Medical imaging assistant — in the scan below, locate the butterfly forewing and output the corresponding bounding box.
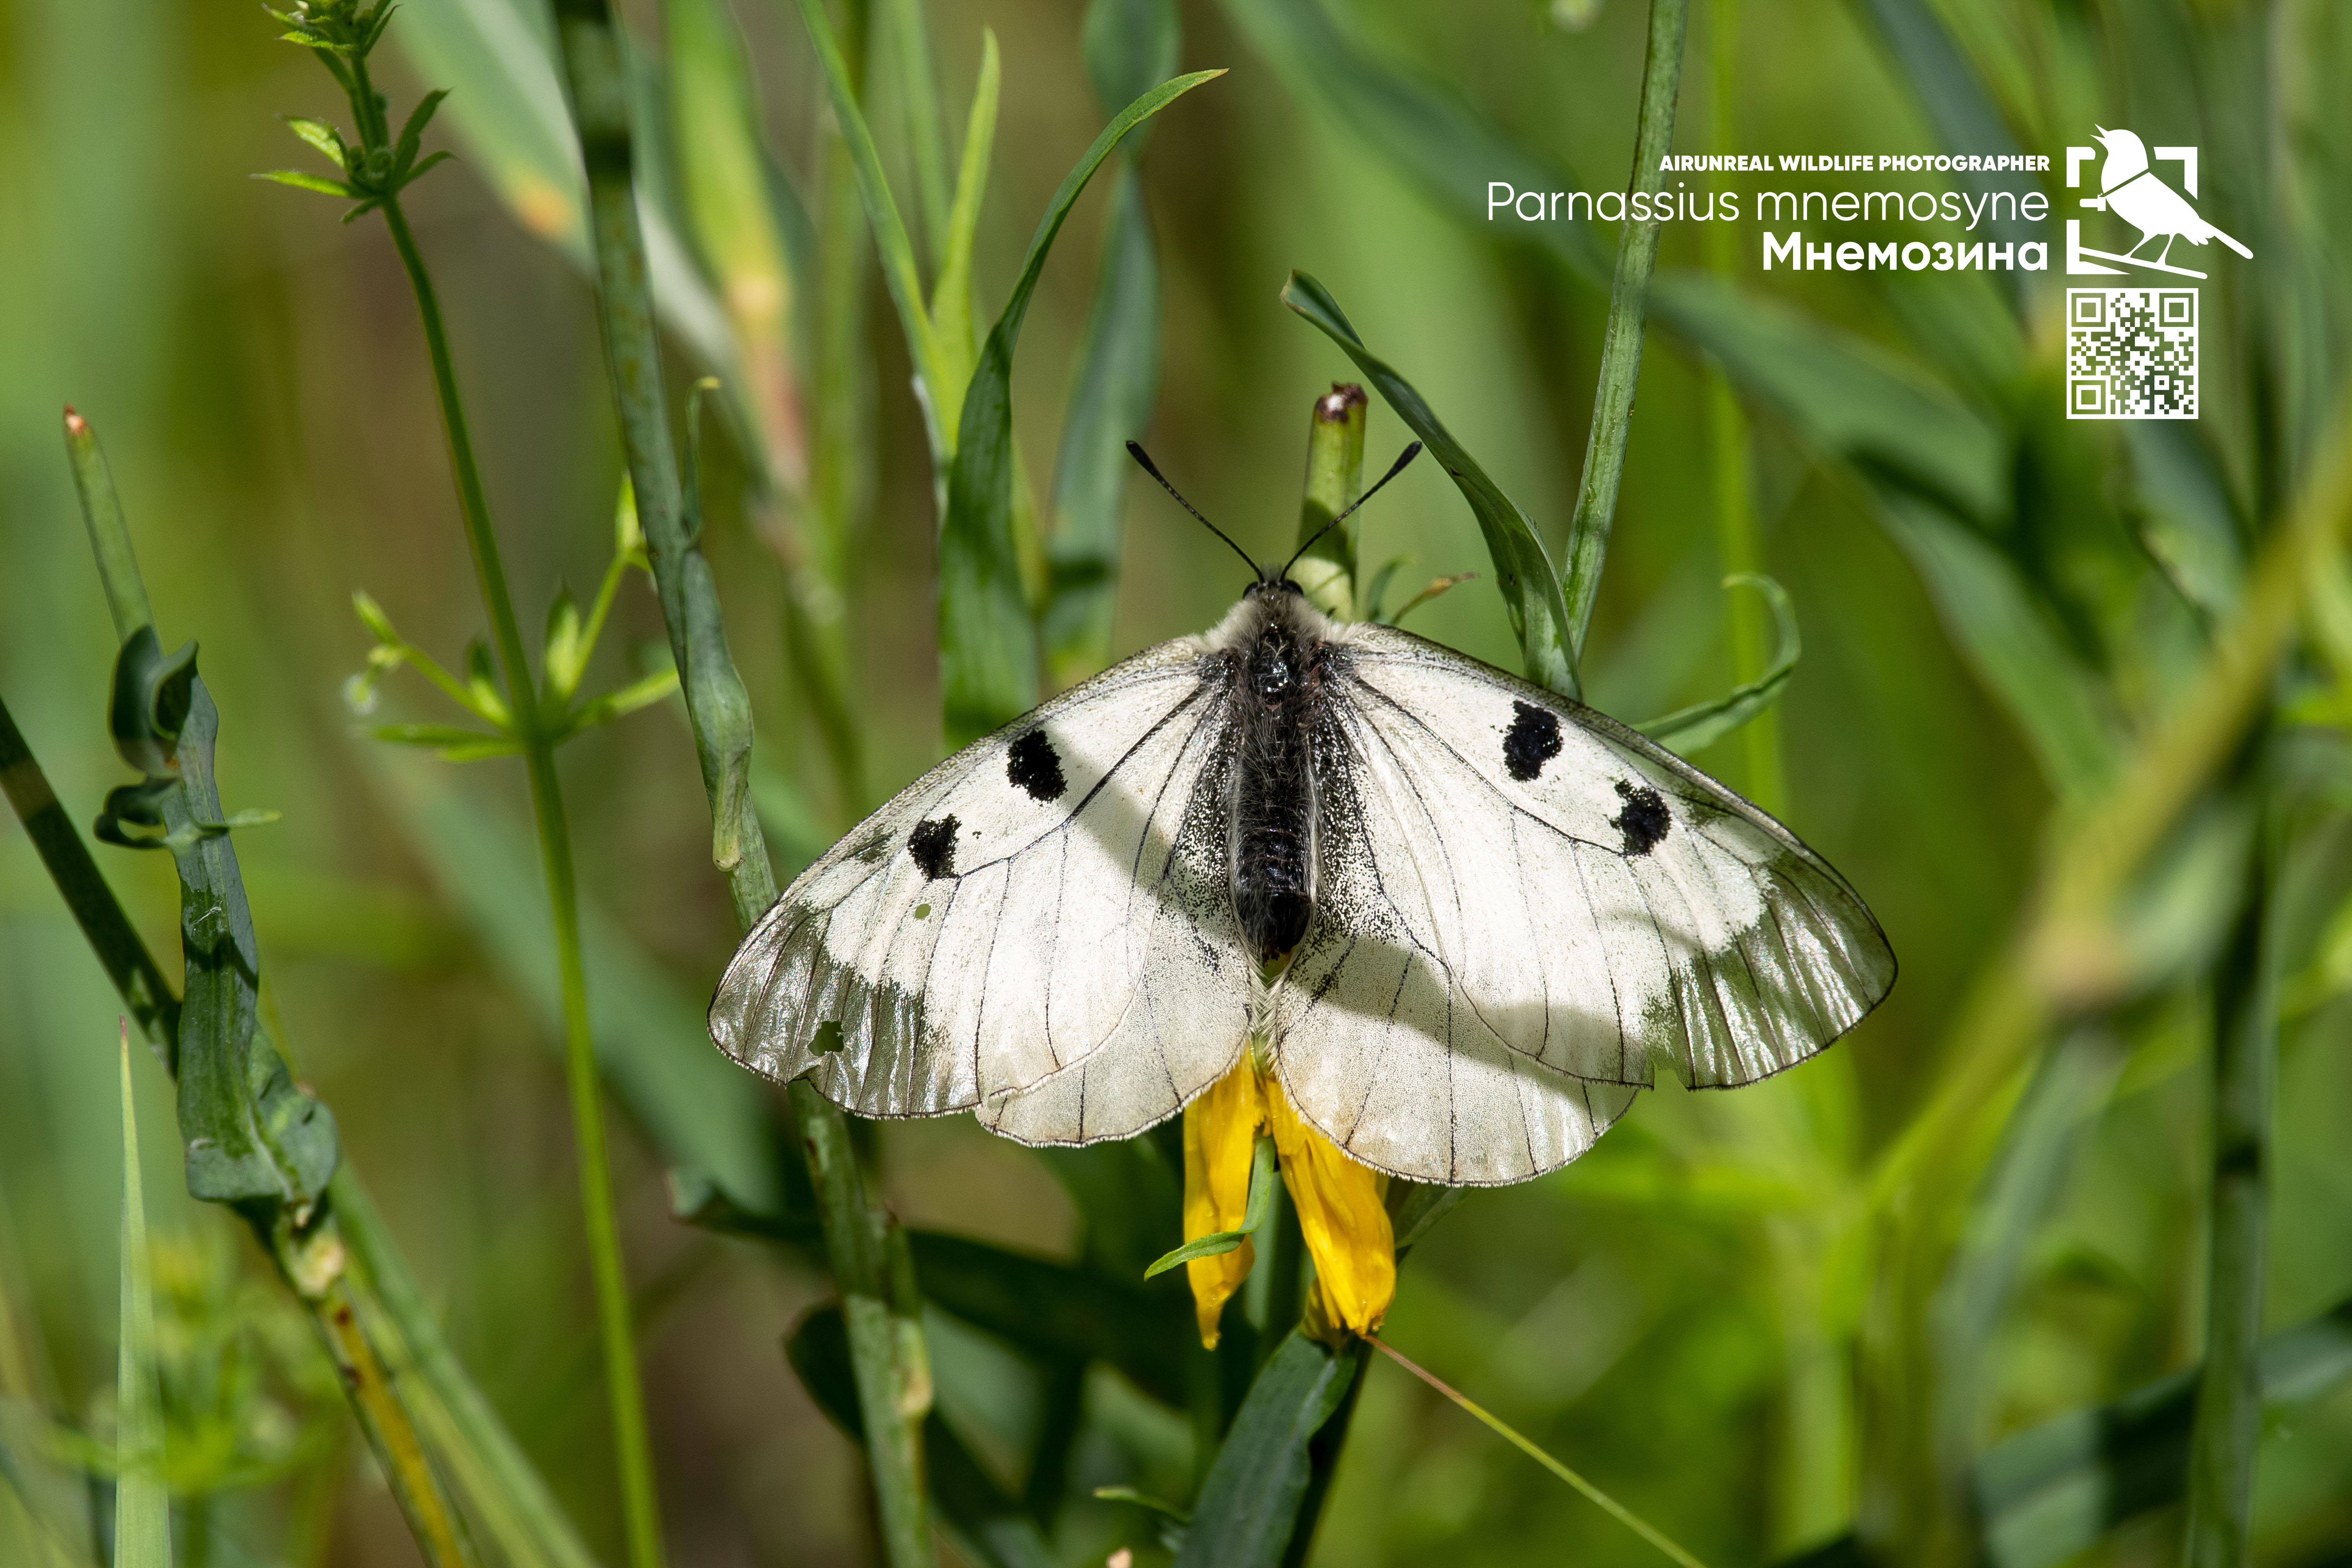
[709,638,1249,1118]
[1312,624,1895,1093]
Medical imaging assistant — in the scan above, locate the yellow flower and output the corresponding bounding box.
[1181,1053,1395,1348]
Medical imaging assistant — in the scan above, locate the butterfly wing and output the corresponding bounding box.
[709,637,1254,1131]
[1269,624,1893,1182]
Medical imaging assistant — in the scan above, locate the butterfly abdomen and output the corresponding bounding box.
[1229,611,1327,973]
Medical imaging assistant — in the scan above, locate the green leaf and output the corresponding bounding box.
[1045,165,1163,675]
[1174,1331,1360,1568]
[392,87,448,177]
[255,169,357,198]
[541,586,585,702]
[1146,1136,1276,1277]
[367,723,522,762]
[554,666,680,740]
[928,29,1000,392]
[938,67,1224,742]
[110,646,338,1210]
[1282,270,1579,699]
[786,1305,1057,1568]
[283,115,350,169]
[1635,575,1800,754]
[113,1031,170,1568]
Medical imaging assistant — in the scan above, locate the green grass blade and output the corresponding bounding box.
[928,29,1000,389]
[667,0,804,488]
[112,1027,169,1568]
[939,67,1223,742]
[1044,164,1162,675]
[1281,270,1578,698]
[880,0,953,270]
[1561,0,1686,668]
[332,1172,601,1568]
[790,0,943,416]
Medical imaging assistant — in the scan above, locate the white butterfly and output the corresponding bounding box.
[710,445,1895,1186]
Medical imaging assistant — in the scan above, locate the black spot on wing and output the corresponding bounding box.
[1501,701,1563,782]
[1006,727,1067,802]
[1611,780,1671,857]
[908,815,959,878]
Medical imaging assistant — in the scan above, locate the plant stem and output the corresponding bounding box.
[545,6,935,1564]
[1561,0,1689,666]
[2185,824,2276,1566]
[378,184,664,1568]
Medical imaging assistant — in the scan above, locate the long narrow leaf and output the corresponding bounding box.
[1281,270,1578,698]
[789,0,944,407]
[1045,165,1162,675]
[938,67,1223,742]
[1173,1332,1357,1568]
[928,30,1000,394]
[113,1030,169,1568]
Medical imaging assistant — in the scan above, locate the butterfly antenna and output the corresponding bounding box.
[1279,440,1424,583]
[1127,441,1264,579]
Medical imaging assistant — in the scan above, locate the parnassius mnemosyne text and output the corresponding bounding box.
[709,445,1895,1186]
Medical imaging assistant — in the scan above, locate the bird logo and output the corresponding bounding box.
[2067,128,2250,279]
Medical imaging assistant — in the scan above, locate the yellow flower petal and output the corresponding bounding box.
[1181,1062,1265,1348]
[1264,1078,1394,1343]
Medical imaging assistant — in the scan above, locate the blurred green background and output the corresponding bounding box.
[3,0,2350,1564]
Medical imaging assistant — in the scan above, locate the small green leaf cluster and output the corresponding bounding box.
[344,491,678,762]
[260,1,450,222]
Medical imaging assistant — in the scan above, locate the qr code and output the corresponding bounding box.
[2066,289,2197,419]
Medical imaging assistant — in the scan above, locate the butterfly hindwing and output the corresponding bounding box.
[1289,624,1894,1103]
[708,637,1252,1121]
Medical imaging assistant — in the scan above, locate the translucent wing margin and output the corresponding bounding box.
[1276,625,1893,1160]
[708,638,1254,1132]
